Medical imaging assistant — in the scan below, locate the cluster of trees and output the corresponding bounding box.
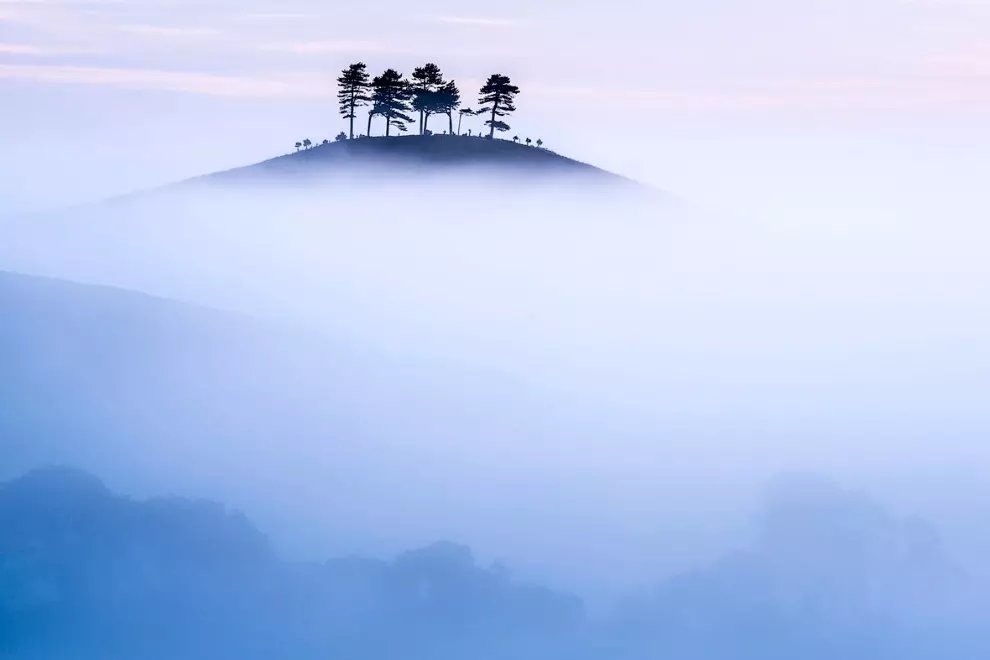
[335,62,526,141]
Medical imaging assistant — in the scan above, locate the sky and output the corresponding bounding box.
[2,0,990,218]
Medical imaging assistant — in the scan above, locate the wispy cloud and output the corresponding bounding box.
[236,12,317,22]
[259,40,390,55]
[0,63,331,98]
[0,43,57,55]
[428,15,523,27]
[116,24,223,38]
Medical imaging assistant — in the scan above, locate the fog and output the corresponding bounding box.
[2,164,990,639]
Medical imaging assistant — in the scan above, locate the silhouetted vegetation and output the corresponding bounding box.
[0,468,582,660]
[337,62,371,140]
[458,107,476,136]
[329,63,524,142]
[370,69,414,137]
[1,467,982,660]
[411,63,446,135]
[478,74,520,139]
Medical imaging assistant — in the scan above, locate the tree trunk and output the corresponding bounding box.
[367,111,373,137]
[423,113,431,135]
[419,111,424,135]
[385,112,391,137]
[457,113,462,136]
[349,98,355,140]
[448,111,453,135]
[488,101,498,138]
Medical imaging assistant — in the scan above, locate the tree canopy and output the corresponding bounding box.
[370,69,414,137]
[337,62,371,140]
[334,63,524,141]
[411,63,446,135]
[478,74,520,138]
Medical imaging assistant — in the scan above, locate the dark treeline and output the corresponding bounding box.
[2,468,986,660]
[336,62,523,141]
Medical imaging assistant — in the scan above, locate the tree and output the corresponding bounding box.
[371,69,413,137]
[434,80,461,135]
[457,107,475,136]
[302,138,312,150]
[294,141,302,152]
[478,74,519,138]
[366,103,380,137]
[322,139,329,145]
[335,131,347,142]
[513,135,519,143]
[536,138,543,148]
[337,62,371,140]
[525,137,532,146]
[411,63,445,135]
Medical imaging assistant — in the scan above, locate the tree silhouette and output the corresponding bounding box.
[411,63,445,135]
[337,62,371,140]
[457,107,475,136]
[294,141,302,152]
[536,138,543,148]
[302,138,312,150]
[434,80,462,135]
[525,137,532,146]
[371,69,414,137]
[513,135,519,143]
[487,120,509,137]
[478,74,520,139]
[366,102,381,137]
[322,139,329,145]
[335,131,347,142]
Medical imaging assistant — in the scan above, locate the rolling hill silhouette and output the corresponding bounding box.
[196,135,638,189]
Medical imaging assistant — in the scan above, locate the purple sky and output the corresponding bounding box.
[2,0,989,216]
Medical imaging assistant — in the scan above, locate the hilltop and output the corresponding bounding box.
[189,134,641,191]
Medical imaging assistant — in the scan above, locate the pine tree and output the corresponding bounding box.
[371,69,414,137]
[434,80,462,135]
[367,103,380,137]
[478,74,520,139]
[411,63,445,135]
[337,63,371,140]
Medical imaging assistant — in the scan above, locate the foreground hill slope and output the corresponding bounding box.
[1,466,982,660]
[0,467,582,660]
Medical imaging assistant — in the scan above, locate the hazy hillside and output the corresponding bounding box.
[0,269,653,579]
[0,467,582,660]
[1,467,984,660]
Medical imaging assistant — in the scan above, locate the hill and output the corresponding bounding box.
[1,465,981,660]
[0,467,582,660]
[193,135,640,190]
[0,269,629,562]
